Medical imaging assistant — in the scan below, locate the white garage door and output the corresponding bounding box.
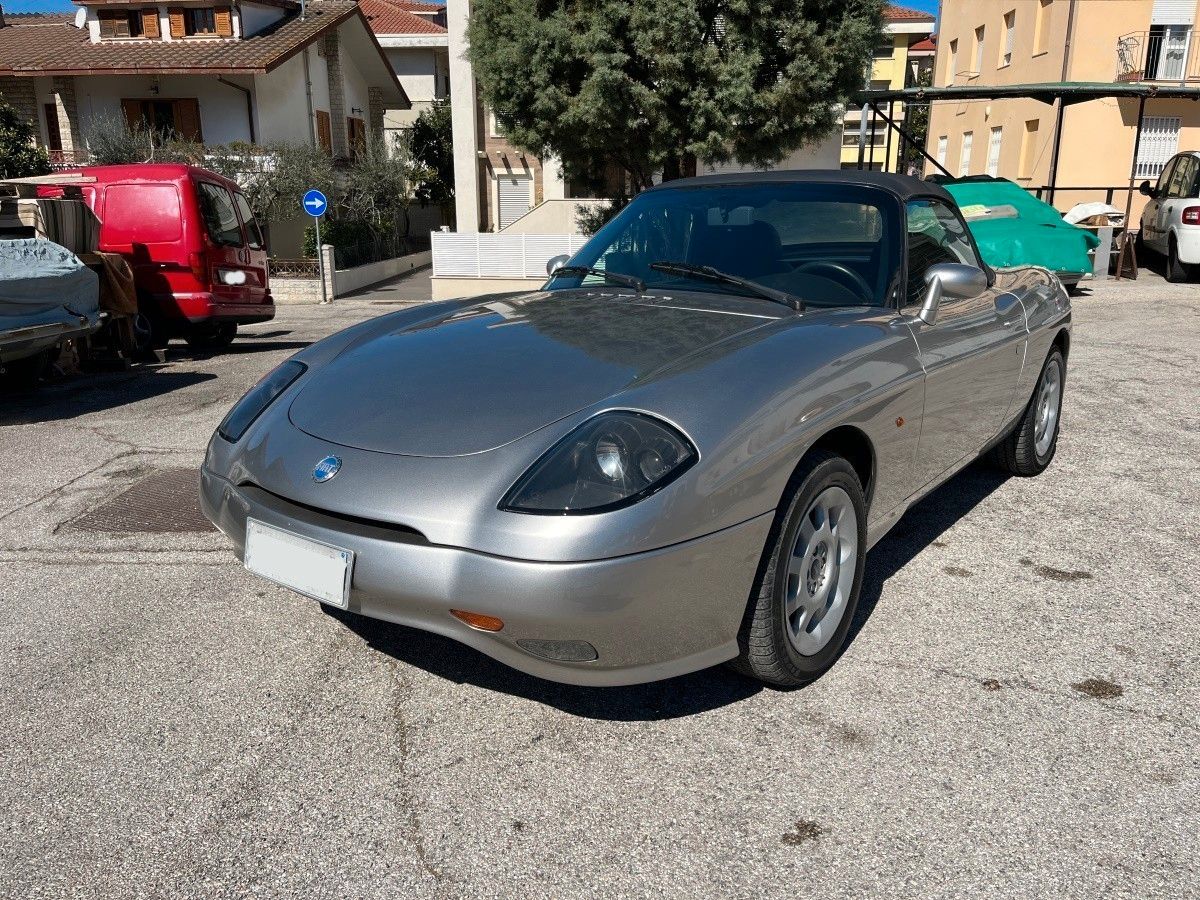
[497,173,532,229]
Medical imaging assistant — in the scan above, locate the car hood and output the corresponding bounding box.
[289,290,778,457]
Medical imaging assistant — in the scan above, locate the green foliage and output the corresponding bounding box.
[206,140,338,224]
[301,218,377,257]
[467,0,885,194]
[409,100,455,218]
[339,133,414,232]
[0,96,51,179]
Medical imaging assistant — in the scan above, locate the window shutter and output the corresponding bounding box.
[175,99,203,142]
[214,7,233,37]
[168,8,185,38]
[142,9,159,38]
[121,99,144,131]
[315,111,332,154]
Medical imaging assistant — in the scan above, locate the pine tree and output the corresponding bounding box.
[467,0,884,193]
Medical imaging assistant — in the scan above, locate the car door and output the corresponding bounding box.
[903,197,1025,491]
[1144,156,1176,250]
[194,179,248,301]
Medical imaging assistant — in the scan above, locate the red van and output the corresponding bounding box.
[45,163,274,351]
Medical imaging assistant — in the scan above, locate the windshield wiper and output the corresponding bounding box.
[649,261,804,312]
[552,265,644,292]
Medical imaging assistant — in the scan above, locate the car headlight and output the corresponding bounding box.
[500,411,698,514]
[217,359,307,443]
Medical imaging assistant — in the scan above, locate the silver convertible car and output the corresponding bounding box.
[201,172,1069,688]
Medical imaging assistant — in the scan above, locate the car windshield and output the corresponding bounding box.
[547,183,900,308]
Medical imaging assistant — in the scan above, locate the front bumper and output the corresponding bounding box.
[200,466,773,686]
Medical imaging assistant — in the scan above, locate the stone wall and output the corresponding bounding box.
[323,31,347,157]
[50,77,82,153]
[0,76,39,137]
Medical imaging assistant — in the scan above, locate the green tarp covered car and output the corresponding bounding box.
[935,177,1100,287]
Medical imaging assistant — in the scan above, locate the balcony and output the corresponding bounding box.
[1116,29,1200,84]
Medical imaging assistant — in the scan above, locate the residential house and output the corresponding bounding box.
[0,0,408,252]
[359,0,448,145]
[840,4,937,171]
[927,0,1200,218]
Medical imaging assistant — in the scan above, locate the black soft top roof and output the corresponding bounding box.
[646,169,953,203]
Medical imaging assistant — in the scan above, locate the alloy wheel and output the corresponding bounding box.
[783,486,859,656]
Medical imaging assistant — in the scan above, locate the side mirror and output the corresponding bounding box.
[917,262,987,326]
[546,254,570,276]
[1139,180,1154,198]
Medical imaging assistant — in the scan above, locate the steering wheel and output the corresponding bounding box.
[793,261,873,303]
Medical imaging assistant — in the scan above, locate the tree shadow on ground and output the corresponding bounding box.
[331,463,1010,721]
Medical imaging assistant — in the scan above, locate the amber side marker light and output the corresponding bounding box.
[450,609,505,632]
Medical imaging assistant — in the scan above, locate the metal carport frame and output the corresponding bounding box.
[854,82,1200,278]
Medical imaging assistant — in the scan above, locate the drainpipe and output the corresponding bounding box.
[302,46,317,147]
[217,77,255,144]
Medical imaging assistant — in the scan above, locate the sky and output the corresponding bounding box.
[9,0,936,16]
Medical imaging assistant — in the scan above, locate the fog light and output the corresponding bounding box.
[516,638,598,662]
[450,609,504,632]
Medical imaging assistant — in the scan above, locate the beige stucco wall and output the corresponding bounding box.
[431,276,541,300]
[927,0,1200,218]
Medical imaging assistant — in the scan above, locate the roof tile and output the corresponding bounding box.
[0,1,359,75]
[360,0,446,35]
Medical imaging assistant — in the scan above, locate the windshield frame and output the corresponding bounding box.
[547,182,903,309]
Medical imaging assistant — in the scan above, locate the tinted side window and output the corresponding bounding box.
[233,192,264,249]
[905,199,981,304]
[196,182,243,247]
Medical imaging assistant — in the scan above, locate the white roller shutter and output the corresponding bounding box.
[1136,116,1181,178]
[497,173,533,229]
[1152,0,1194,25]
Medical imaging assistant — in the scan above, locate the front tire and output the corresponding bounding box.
[731,450,867,688]
[991,347,1065,477]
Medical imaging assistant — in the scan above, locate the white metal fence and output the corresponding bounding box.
[431,232,589,278]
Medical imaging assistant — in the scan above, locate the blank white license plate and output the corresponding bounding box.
[244,519,354,608]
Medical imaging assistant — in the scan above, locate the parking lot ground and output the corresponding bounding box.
[0,268,1196,899]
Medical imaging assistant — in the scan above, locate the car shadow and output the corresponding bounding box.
[169,339,312,360]
[0,368,218,425]
[331,463,1010,721]
[845,463,1009,651]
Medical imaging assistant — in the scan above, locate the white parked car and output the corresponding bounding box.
[1138,150,1200,282]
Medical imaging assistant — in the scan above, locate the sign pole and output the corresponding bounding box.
[302,188,330,303]
[316,215,327,304]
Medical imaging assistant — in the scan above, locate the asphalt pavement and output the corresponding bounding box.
[0,269,1196,899]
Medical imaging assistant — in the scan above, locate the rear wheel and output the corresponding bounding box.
[990,347,1064,477]
[731,450,867,688]
[133,310,171,355]
[1167,236,1192,283]
[186,321,237,351]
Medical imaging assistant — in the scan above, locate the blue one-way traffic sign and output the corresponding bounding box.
[302,189,328,217]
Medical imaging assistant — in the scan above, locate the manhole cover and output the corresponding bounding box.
[71,467,214,534]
